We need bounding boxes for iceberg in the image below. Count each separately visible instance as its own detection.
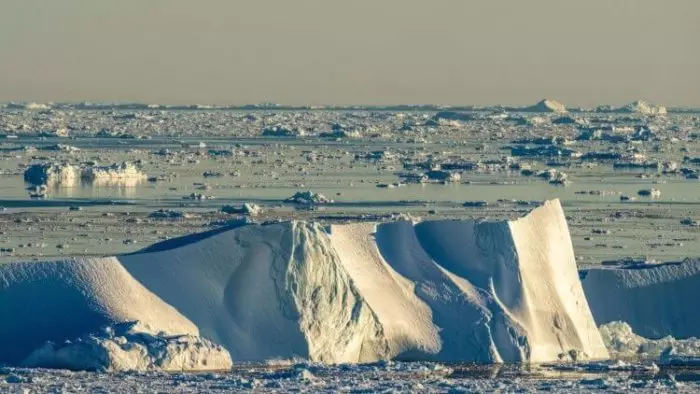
[0,199,608,367]
[581,260,700,339]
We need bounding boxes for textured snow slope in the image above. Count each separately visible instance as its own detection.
[121,222,388,363]
[582,260,700,339]
[0,258,198,364]
[331,198,606,362]
[0,199,607,366]
[22,322,232,372]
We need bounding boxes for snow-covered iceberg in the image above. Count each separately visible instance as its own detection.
[0,199,608,367]
[523,99,567,113]
[581,260,700,339]
[23,161,147,188]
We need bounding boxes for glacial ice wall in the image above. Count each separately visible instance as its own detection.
[582,260,700,339]
[0,199,608,366]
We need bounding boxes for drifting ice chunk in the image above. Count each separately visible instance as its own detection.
[285,191,333,204]
[23,163,79,186]
[81,162,147,186]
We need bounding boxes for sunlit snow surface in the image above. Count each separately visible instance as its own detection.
[2,361,697,393]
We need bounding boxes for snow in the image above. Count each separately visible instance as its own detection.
[0,199,607,368]
[596,100,668,115]
[23,163,79,186]
[0,258,198,365]
[581,260,700,339]
[524,99,568,113]
[120,222,388,363]
[622,100,668,115]
[23,161,146,187]
[22,322,232,372]
[600,321,700,361]
[80,162,147,186]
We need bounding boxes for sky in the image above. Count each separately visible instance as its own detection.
[1,0,699,107]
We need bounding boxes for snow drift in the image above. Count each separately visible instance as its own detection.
[582,260,700,339]
[0,199,608,367]
[22,322,232,372]
[0,258,198,365]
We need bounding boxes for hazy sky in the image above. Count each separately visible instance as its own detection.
[1,1,698,107]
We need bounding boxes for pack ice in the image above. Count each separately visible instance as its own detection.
[0,199,608,369]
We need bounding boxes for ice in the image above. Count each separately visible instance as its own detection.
[22,321,232,372]
[581,259,700,339]
[80,162,147,186]
[600,321,700,364]
[0,258,198,365]
[23,161,146,189]
[0,199,608,367]
[23,163,79,186]
[523,99,568,113]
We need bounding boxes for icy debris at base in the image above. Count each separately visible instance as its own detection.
[23,163,79,186]
[285,191,333,205]
[581,259,700,339]
[0,199,607,365]
[660,347,700,366]
[600,321,700,364]
[22,321,232,372]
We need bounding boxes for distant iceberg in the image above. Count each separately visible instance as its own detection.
[595,100,667,115]
[522,99,568,113]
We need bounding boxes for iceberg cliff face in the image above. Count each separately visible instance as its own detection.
[327,199,607,362]
[0,199,608,367]
[582,260,700,339]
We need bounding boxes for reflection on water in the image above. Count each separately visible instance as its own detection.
[48,183,142,199]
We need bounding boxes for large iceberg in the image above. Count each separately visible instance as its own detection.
[0,199,608,367]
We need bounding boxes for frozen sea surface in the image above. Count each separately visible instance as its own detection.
[2,362,698,393]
